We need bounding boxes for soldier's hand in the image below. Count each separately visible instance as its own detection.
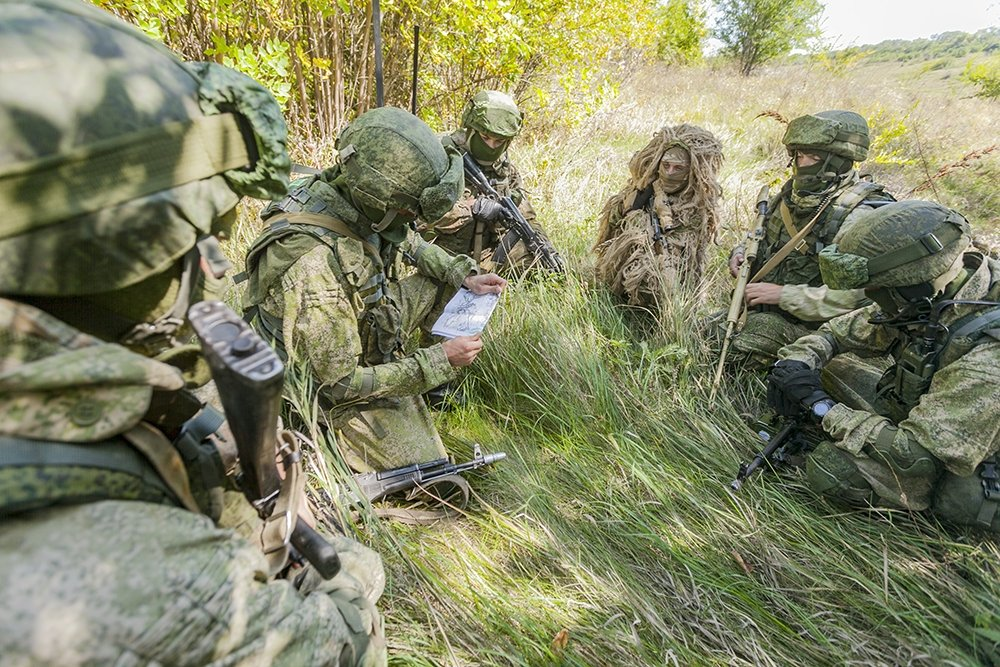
[728,252,744,277]
[472,197,505,223]
[767,360,831,417]
[464,273,507,295]
[443,334,483,367]
[745,282,783,306]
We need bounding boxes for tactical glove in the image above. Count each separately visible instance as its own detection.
[471,197,505,223]
[766,360,832,417]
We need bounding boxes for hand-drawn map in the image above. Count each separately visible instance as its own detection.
[431,287,500,339]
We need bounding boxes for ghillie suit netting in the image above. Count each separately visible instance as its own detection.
[594,123,723,308]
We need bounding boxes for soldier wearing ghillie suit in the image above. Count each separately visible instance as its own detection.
[418,90,555,271]
[241,107,506,504]
[593,123,724,308]
[728,110,895,367]
[768,201,1000,531]
[0,1,386,664]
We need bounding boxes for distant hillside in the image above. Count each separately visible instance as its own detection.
[831,27,999,63]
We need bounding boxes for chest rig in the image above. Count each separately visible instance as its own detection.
[874,300,1000,423]
[241,183,406,365]
[758,180,894,287]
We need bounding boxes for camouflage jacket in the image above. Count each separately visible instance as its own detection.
[243,217,475,417]
[780,253,1000,506]
[418,129,543,263]
[736,173,893,322]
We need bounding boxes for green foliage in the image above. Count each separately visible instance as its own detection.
[868,106,916,166]
[962,55,1000,99]
[654,0,708,64]
[850,27,1000,63]
[713,0,822,75]
[93,0,664,144]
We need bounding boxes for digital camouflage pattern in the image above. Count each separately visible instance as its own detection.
[243,173,475,470]
[461,90,524,139]
[0,501,386,666]
[728,146,893,366]
[593,124,724,307]
[335,107,464,244]
[0,1,289,297]
[1,1,385,664]
[780,251,1000,529]
[782,110,870,163]
[418,129,550,270]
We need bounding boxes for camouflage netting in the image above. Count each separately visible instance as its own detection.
[594,124,724,307]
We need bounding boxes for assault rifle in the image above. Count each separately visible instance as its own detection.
[710,185,770,403]
[462,152,566,273]
[353,443,505,503]
[730,399,834,491]
[189,301,341,579]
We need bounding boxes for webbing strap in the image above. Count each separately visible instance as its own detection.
[0,113,250,240]
[867,224,965,276]
[122,422,202,513]
[778,202,807,254]
[751,195,835,283]
[274,212,382,266]
[0,435,172,498]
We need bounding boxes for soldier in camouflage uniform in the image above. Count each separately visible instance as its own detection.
[418,90,555,271]
[0,1,386,663]
[768,200,1000,531]
[728,110,895,367]
[594,123,724,308]
[241,106,506,488]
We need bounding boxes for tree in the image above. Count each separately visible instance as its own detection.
[656,0,708,64]
[713,0,822,75]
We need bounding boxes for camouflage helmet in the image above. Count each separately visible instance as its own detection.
[819,200,971,290]
[783,110,870,163]
[335,107,463,242]
[0,0,291,297]
[461,90,523,139]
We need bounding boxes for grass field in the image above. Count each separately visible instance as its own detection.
[231,57,1000,666]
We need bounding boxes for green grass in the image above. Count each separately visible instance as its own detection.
[228,59,1000,666]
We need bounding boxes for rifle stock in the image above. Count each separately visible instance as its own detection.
[709,185,770,402]
[462,153,565,273]
[189,301,340,579]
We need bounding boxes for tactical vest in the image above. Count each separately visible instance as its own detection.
[240,184,405,366]
[757,180,894,288]
[0,396,231,520]
[874,264,1000,423]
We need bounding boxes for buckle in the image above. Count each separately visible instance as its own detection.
[919,233,944,254]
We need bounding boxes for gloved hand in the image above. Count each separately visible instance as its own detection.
[766,359,832,417]
[471,196,505,223]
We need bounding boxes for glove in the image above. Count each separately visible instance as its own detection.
[471,197,505,223]
[766,360,832,417]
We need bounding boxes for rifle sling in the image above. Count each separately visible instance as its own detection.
[750,195,834,284]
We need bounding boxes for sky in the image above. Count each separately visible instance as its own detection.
[818,0,999,47]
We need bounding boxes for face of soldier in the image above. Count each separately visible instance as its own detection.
[657,146,691,194]
[468,129,512,164]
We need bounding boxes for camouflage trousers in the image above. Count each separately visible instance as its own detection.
[0,500,387,666]
[729,310,816,370]
[334,274,451,473]
[806,360,1000,532]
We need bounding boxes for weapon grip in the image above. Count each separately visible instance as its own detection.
[292,519,341,579]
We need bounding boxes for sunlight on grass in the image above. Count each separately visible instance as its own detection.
[224,59,1000,666]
